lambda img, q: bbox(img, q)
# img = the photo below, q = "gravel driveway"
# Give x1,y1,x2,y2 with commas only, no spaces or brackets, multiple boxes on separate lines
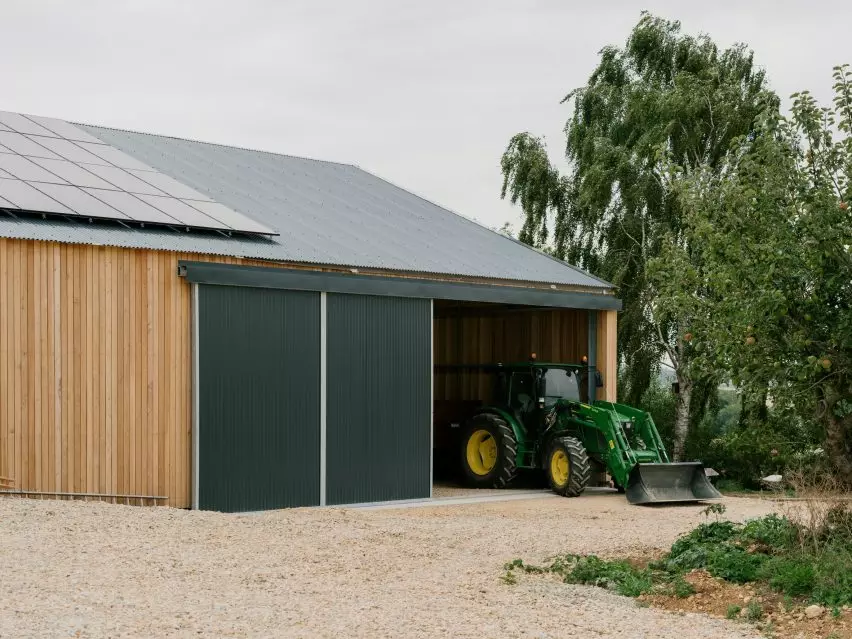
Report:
0,493,775,638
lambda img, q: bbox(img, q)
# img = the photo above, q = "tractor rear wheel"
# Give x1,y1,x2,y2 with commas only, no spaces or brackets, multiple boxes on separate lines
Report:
546,436,590,497
459,413,517,488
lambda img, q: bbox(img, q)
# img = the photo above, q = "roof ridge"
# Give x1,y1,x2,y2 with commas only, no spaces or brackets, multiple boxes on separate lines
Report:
76,120,356,170
349,166,615,289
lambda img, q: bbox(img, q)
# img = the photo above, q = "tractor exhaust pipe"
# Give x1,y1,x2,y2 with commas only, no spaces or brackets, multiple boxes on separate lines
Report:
626,462,722,505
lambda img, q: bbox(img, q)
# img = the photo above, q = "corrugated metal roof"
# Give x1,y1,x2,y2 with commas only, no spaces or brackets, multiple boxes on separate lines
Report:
0,116,612,289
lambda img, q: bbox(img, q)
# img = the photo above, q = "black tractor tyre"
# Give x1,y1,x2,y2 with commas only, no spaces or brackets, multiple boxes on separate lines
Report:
459,413,518,489
545,436,591,497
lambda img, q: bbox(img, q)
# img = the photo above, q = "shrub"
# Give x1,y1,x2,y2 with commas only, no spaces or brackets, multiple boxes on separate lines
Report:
706,547,764,583
740,514,798,553
759,556,815,597
670,576,696,598
660,521,742,573
726,604,742,619
564,555,654,597
744,601,764,622
811,550,852,607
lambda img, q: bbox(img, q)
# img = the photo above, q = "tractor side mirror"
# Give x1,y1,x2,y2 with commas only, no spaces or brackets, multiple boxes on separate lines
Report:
594,371,604,388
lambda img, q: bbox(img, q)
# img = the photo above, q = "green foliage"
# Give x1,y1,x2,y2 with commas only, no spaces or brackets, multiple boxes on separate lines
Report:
715,478,750,493
701,503,727,520
726,604,742,619
505,554,655,597
759,556,815,597
670,575,696,598
500,12,775,439
670,65,852,483
500,570,518,585
811,551,852,607
745,601,764,622
560,555,655,597
504,513,852,606
740,514,799,552
707,547,765,583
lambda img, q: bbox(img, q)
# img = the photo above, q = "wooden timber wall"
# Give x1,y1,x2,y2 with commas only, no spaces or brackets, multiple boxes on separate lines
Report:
0,239,276,508
434,302,617,404
434,303,590,403
0,238,619,508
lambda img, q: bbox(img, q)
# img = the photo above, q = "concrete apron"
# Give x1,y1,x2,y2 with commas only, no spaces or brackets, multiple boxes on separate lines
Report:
342,489,556,511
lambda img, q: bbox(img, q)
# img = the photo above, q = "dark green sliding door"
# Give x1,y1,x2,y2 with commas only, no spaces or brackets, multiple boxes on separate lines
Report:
196,284,321,512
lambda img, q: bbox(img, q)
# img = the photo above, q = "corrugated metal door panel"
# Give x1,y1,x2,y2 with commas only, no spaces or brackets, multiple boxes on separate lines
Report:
326,294,431,505
198,285,320,512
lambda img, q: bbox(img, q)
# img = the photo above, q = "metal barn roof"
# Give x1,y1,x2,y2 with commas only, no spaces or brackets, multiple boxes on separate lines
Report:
0,114,613,289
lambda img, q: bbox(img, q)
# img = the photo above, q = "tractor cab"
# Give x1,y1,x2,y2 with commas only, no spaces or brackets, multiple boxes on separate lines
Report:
493,363,589,435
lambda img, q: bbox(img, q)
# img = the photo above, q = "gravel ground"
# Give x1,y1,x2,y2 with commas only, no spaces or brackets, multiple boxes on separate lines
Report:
0,493,776,638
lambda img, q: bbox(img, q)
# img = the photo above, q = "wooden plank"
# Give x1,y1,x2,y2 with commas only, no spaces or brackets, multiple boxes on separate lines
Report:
24,242,34,491
73,245,83,493
597,310,618,402
45,243,54,491
104,248,114,495
146,251,156,497
93,247,103,493
0,241,7,483
13,241,21,489
85,246,94,492
116,249,127,496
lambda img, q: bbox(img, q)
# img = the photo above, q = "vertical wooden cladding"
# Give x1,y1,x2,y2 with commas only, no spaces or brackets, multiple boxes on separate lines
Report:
0,239,252,508
433,302,590,403
596,310,617,402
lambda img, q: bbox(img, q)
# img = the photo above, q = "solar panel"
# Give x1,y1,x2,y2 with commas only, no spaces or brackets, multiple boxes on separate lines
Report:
77,143,154,171
0,111,278,236
83,189,183,225
185,200,273,234
27,157,117,190
137,194,229,230
33,182,130,219
31,136,110,165
0,153,68,183
83,164,168,195
127,169,212,200
0,131,63,159
21,114,105,144
0,111,58,137
0,178,73,213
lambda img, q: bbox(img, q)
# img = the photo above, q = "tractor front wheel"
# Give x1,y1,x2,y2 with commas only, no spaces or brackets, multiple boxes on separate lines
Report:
459,414,517,488
546,436,590,497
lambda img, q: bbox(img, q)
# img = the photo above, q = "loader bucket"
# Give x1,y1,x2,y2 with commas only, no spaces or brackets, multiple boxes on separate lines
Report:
626,462,722,505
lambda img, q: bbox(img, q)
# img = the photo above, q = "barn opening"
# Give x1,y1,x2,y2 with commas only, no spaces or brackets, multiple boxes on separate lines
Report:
431,299,615,491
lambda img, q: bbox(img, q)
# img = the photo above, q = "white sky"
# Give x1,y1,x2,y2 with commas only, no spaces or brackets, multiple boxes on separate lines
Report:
2,0,849,231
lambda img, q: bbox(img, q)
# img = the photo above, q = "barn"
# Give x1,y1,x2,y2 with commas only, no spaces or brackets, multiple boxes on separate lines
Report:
0,110,620,512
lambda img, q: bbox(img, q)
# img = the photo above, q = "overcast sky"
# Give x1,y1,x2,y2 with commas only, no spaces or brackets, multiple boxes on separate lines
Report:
2,1,850,231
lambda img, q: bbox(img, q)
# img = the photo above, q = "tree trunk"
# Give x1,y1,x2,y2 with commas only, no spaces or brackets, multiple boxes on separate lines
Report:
672,374,692,461
822,385,852,487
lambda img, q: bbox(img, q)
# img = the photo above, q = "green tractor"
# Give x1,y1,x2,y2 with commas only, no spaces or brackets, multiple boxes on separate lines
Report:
453,359,720,504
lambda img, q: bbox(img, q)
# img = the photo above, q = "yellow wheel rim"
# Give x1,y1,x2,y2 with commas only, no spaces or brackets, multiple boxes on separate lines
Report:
466,429,498,476
550,449,570,487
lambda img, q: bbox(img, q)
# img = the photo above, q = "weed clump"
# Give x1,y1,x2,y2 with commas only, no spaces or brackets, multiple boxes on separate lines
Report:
503,494,852,608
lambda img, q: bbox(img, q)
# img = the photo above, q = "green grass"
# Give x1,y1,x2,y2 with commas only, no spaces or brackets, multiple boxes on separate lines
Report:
503,508,852,609
725,604,741,619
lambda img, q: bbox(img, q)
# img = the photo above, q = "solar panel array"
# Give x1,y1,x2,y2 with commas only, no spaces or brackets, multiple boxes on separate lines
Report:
0,111,277,236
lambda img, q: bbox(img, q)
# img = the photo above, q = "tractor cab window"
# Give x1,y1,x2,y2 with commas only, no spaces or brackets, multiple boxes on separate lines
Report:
509,371,535,414
542,368,581,405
